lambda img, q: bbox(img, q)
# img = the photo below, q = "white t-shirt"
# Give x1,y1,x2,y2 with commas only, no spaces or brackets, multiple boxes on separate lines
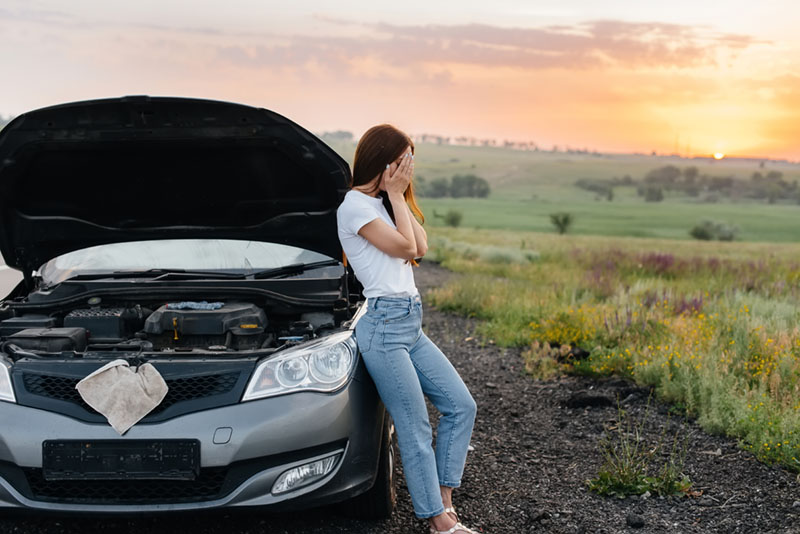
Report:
336,190,418,299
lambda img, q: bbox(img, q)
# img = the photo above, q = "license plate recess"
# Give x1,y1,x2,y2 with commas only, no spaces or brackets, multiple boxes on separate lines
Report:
42,440,200,481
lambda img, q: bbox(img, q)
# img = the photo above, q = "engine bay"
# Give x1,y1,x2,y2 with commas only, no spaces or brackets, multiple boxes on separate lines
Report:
0,298,350,357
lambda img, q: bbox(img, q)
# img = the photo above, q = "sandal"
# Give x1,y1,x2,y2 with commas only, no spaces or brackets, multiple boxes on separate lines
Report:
429,522,480,534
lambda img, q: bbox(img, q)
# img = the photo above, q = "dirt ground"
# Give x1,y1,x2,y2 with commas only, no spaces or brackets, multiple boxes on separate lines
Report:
1,261,799,533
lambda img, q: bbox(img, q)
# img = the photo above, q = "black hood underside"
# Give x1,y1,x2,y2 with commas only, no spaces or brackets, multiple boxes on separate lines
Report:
0,96,352,275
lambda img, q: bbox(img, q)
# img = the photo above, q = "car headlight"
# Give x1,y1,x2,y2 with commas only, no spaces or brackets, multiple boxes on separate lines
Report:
0,357,15,403
242,331,356,401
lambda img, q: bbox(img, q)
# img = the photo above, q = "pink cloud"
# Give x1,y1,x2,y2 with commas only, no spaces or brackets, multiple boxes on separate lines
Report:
211,19,765,73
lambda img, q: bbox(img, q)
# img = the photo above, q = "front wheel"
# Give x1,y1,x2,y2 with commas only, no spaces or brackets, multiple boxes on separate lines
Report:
342,414,397,519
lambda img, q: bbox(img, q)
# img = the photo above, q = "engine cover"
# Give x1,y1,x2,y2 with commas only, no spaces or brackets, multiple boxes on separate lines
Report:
144,302,267,337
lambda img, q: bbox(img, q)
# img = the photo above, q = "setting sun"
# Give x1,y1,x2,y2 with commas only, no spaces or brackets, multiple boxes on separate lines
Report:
713,153,725,160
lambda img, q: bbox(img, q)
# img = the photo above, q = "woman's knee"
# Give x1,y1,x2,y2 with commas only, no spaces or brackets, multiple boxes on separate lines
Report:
464,394,477,422
450,391,476,424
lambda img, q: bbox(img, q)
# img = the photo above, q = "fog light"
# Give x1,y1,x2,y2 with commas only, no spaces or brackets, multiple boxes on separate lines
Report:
271,454,341,495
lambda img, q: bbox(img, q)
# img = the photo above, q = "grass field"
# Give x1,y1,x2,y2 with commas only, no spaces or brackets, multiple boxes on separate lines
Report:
418,196,800,242
424,226,800,473
325,138,800,243
330,137,800,471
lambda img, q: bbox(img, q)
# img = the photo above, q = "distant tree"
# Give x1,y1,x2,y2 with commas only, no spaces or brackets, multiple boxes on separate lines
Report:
413,175,428,196
767,185,782,204
645,165,681,187
575,178,612,196
428,178,450,198
644,186,664,202
607,188,614,201
474,178,491,198
450,174,490,198
708,176,734,191
321,130,354,141
683,166,699,183
685,186,701,197
550,212,573,234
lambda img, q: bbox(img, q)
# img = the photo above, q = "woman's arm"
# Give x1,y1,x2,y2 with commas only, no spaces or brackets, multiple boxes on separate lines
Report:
408,204,427,257
357,152,418,260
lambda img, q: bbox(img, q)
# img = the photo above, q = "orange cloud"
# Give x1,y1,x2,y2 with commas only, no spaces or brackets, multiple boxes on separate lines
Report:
210,20,764,73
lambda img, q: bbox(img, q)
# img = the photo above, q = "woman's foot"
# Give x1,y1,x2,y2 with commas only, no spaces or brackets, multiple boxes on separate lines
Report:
428,512,479,534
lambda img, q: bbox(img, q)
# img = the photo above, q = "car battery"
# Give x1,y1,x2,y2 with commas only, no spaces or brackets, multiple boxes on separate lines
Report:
0,315,57,338
6,327,88,352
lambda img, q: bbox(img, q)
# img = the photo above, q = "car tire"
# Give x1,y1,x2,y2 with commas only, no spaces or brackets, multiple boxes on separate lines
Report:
341,413,397,519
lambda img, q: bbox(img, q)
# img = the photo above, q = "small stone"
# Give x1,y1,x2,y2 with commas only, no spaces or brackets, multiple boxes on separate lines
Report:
793,500,800,508
699,498,715,507
626,512,645,529
640,491,651,500
485,382,498,389
528,509,551,522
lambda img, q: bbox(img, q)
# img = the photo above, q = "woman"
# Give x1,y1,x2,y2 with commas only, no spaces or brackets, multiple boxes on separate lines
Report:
336,124,479,534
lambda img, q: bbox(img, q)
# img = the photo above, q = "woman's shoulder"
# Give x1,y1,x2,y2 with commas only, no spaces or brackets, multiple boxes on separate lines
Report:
340,190,380,211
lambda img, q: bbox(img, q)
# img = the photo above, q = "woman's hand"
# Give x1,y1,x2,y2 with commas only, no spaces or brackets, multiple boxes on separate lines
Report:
380,149,413,197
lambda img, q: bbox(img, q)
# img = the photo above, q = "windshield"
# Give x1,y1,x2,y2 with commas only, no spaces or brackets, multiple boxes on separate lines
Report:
39,239,335,285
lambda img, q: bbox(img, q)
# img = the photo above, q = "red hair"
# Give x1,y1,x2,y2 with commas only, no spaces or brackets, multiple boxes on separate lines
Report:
352,124,424,224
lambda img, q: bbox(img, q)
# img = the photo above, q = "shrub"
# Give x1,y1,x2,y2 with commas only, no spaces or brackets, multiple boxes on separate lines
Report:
689,220,739,241
443,210,463,227
550,212,573,234
689,223,714,241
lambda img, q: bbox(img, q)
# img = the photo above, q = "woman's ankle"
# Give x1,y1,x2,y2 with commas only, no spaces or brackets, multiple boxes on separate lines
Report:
429,512,456,531
440,485,454,509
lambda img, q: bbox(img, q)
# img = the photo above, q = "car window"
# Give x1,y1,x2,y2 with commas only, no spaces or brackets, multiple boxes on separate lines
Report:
39,239,334,285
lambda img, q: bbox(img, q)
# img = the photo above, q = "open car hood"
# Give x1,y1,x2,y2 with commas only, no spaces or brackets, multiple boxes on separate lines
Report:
0,96,351,275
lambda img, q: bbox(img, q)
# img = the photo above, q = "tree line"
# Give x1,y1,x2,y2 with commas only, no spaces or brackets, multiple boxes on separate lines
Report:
575,165,800,204
415,174,491,198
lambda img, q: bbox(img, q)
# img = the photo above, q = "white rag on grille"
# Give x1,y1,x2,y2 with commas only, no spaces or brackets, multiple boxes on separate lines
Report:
75,360,168,435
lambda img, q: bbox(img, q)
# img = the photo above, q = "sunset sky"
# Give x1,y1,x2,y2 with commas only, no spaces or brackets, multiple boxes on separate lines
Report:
1,0,799,160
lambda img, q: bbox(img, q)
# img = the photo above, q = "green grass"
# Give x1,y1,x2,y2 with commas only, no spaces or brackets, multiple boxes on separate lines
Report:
425,227,800,473
419,195,800,242
326,138,800,243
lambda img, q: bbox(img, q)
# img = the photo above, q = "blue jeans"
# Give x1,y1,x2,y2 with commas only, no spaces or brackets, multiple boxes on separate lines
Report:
354,295,477,519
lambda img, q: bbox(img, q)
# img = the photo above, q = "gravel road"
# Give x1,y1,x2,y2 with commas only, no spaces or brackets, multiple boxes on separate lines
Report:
1,261,799,533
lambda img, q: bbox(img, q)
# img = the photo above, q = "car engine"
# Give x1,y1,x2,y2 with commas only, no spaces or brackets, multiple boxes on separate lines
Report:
0,300,339,355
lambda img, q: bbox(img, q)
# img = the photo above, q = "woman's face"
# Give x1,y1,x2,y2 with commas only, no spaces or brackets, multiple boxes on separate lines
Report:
385,145,413,176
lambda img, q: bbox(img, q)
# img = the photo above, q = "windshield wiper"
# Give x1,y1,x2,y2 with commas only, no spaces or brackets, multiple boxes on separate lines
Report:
250,260,342,279
60,269,244,283
48,262,341,287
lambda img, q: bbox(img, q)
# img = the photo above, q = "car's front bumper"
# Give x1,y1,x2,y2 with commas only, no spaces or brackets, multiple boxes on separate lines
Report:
0,369,384,513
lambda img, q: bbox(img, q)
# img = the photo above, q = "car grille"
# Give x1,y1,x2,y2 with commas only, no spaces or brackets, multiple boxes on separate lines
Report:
23,467,228,504
22,372,240,416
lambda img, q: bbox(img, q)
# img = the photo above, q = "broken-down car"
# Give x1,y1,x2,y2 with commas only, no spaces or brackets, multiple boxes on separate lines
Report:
0,96,395,516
